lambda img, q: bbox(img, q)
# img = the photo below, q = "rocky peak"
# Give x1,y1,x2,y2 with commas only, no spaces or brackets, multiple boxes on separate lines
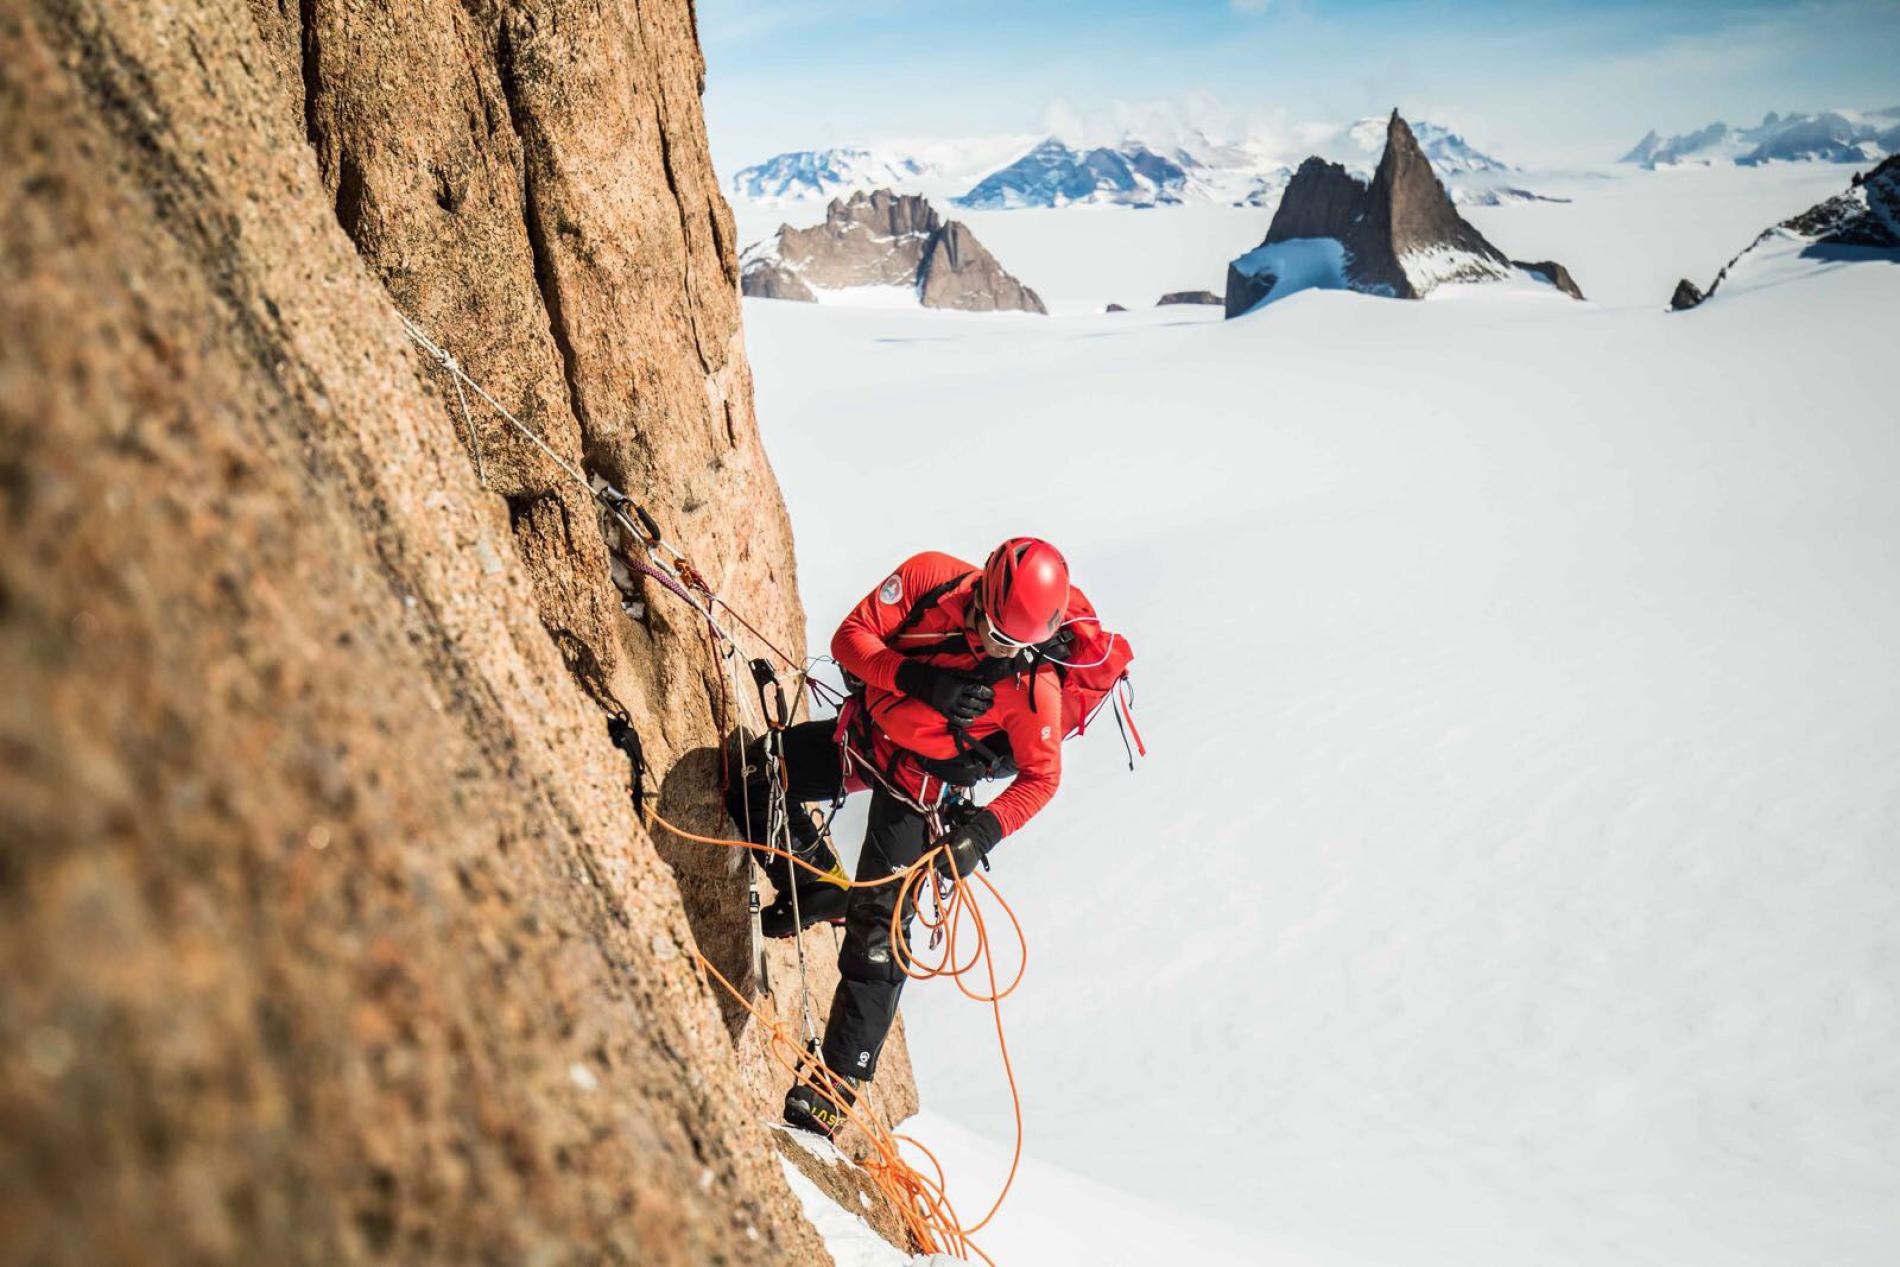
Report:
743,189,1046,313
828,188,941,240
1262,156,1368,242
1366,111,1508,269
1227,110,1570,315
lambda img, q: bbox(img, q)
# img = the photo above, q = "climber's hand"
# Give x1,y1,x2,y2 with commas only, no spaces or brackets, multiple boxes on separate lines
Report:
895,661,994,726
931,810,1003,882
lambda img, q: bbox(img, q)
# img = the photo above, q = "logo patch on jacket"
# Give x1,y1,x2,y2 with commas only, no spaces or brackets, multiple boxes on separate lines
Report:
878,575,903,605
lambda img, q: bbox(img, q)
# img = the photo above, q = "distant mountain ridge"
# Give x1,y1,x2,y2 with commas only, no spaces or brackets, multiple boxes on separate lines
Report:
727,117,1522,211
951,121,1516,209
729,148,932,204
1620,108,1900,168
952,138,1194,209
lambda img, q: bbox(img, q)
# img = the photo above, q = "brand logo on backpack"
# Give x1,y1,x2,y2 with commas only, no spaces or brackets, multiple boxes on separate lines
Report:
879,575,903,605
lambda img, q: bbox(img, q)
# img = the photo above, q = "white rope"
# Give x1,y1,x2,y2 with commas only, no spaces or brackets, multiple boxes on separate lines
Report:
397,311,750,650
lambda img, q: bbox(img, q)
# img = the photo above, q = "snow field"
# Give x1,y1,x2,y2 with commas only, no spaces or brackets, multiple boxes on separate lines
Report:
744,166,1900,1266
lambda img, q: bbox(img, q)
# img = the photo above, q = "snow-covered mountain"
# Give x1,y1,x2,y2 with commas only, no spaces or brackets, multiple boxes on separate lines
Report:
733,115,1532,216
951,138,1196,209
1342,115,1512,173
1621,108,1899,168
727,137,1041,206
729,147,932,204
947,119,1522,211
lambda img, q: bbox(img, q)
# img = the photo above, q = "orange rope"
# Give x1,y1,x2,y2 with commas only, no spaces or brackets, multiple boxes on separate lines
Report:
891,867,1025,1233
653,808,1029,1257
644,804,931,889
695,948,997,1262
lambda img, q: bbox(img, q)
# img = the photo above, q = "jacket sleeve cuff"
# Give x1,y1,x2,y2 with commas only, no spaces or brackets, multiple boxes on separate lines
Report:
894,659,929,698
957,809,1005,857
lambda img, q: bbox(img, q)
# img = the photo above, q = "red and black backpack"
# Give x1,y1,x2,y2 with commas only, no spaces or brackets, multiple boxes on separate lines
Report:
876,571,1144,767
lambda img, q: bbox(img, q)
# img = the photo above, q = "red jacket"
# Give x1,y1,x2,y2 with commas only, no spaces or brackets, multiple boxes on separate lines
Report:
833,551,1063,839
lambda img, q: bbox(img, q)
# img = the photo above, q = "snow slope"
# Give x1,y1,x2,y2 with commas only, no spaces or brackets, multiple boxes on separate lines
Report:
743,169,1900,1266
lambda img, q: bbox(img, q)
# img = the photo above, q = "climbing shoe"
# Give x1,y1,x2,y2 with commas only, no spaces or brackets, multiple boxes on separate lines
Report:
784,1069,857,1139
760,883,848,938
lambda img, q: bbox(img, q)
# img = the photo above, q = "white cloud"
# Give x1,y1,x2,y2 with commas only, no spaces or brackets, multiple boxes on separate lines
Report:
1033,94,1348,164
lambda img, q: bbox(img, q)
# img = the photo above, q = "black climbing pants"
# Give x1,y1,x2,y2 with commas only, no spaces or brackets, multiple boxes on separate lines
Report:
724,719,847,895
821,785,932,1081
724,718,933,1081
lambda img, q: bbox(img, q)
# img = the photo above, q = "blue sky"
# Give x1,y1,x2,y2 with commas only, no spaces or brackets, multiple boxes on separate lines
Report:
699,0,1900,169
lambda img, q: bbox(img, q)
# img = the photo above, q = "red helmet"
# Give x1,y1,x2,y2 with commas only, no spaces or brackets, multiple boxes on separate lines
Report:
980,537,1070,646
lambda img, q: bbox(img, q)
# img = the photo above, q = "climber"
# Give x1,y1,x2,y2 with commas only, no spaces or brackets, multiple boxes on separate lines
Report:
726,538,1131,1139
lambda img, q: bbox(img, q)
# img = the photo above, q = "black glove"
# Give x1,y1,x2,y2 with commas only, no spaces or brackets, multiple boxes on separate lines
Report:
933,810,1004,881
895,660,994,726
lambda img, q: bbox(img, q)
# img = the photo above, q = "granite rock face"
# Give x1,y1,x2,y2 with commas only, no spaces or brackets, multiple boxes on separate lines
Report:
743,190,1046,313
1157,290,1224,306
1224,112,1581,315
1,2,916,1261
919,220,1048,312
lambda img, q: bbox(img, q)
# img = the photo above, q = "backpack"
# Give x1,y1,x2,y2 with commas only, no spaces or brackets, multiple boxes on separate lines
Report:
883,572,1144,764
1045,589,1142,761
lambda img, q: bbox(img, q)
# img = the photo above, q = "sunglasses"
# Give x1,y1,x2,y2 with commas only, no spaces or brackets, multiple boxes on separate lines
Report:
971,601,1041,652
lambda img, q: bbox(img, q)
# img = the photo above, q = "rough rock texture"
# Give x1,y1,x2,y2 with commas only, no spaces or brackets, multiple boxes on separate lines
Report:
1256,156,1367,244
1781,154,1900,247
918,220,1048,313
738,264,816,303
770,1128,916,1251
1361,111,1511,290
1512,260,1587,301
1677,154,1900,307
742,189,1046,313
1224,111,1581,315
1670,278,1708,311
0,1,916,1262
1223,260,1280,319
1156,290,1223,306
1105,303,1128,313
